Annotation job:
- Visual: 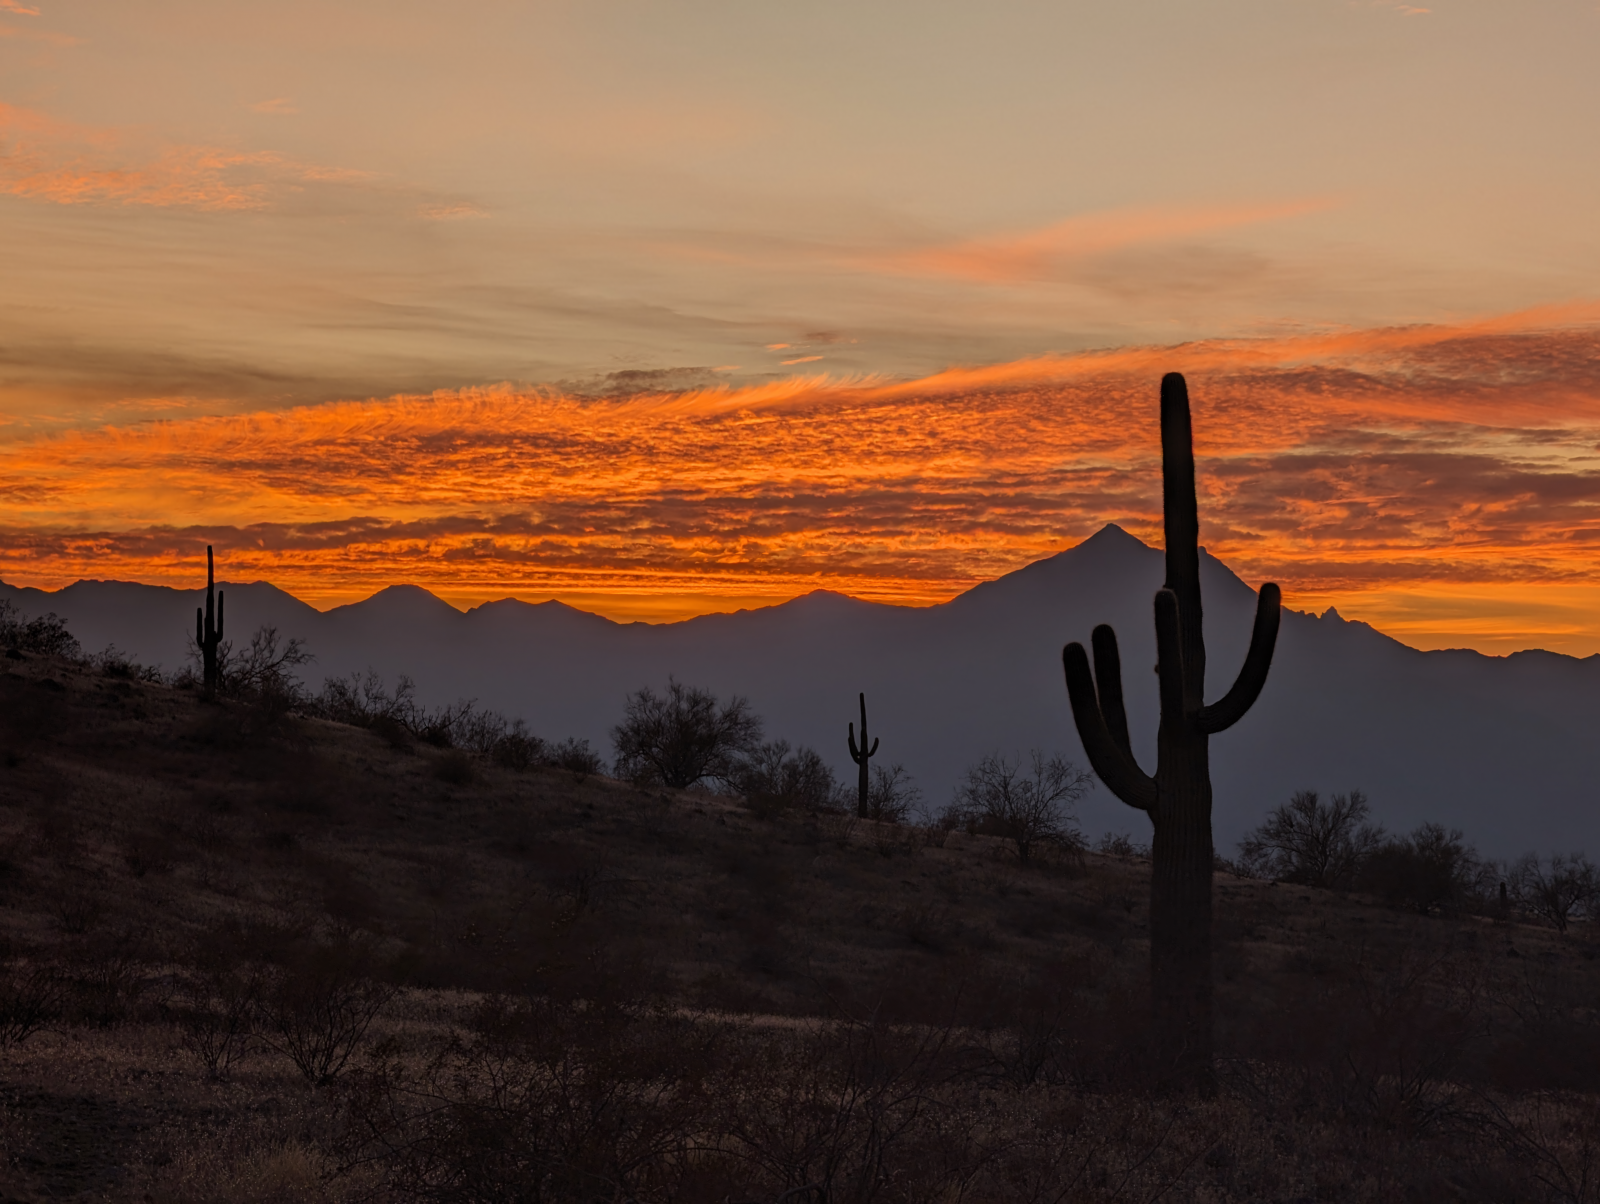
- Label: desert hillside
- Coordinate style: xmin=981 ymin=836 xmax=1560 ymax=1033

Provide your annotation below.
xmin=2 ymin=650 xmax=1599 ymax=1202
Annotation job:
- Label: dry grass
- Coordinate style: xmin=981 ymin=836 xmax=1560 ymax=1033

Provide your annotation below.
xmin=2 ymin=651 xmax=1599 ymax=1201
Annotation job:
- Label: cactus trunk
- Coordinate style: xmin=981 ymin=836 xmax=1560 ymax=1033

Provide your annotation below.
xmin=1062 ymin=373 xmax=1281 ymax=1093
xmin=196 ymin=545 xmax=224 ymax=697
xmin=846 ymin=693 xmax=879 ymax=820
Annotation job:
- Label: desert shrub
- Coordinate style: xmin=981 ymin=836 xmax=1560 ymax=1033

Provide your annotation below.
xmin=611 ymin=677 xmax=762 ymax=790
xmin=316 ymin=669 xmax=419 ymax=728
xmin=259 ymin=942 xmax=396 ymax=1086
xmin=202 ymin=625 xmax=315 ymax=719
xmin=0 ymin=952 xmax=62 ymax=1048
xmin=735 ymin=739 xmax=842 ymax=814
xmin=0 ymin=599 xmax=81 ymax=659
xmin=313 ymin=670 xmax=555 ymax=771
xmin=1096 ymin=831 xmax=1150 ymax=859
xmin=92 ymin=644 xmax=164 ymax=682
xmin=1358 ymin=823 xmax=1493 ymax=915
xmin=547 ymin=735 xmax=604 ymax=779
xmin=1510 ymin=852 xmax=1599 ymax=933
xmin=865 ymin=761 xmax=920 ymax=824
xmin=171 ymin=965 xmax=261 ymax=1081
xmin=944 ymin=750 xmax=1094 ymax=865
xmin=1237 ymin=789 xmax=1385 ymax=888
xmin=490 ymin=724 xmax=546 ymax=769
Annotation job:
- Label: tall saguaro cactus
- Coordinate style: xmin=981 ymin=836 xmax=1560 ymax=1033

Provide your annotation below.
xmin=846 ymin=693 xmax=879 ymax=819
xmin=196 ymin=544 xmax=225 ymax=697
xmin=1062 ymin=373 xmax=1282 ymax=1090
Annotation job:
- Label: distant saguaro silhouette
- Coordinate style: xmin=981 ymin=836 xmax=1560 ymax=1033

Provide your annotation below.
xmin=196 ymin=544 xmax=225 ymax=696
xmin=846 ymin=693 xmax=879 ymax=819
xmin=1062 ymin=373 xmax=1281 ymax=1092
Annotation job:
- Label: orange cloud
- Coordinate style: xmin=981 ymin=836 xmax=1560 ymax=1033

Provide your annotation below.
xmin=0 ymin=103 xmax=369 ymax=211
xmin=882 ymin=198 xmax=1338 ymax=284
xmin=2 ymin=307 xmax=1599 ymax=651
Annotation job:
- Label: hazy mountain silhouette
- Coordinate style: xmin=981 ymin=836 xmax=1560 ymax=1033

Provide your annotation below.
xmin=7 ymin=524 xmax=1597 ymax=856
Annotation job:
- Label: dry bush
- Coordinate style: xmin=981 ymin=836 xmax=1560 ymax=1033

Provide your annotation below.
xmin=259 ymin=942 xmax=398 ymax=1086
xmin=0 ymin=951 xmax=62 ymax=1048
xmin=170 ymin=965 xmax=261 ymax=1080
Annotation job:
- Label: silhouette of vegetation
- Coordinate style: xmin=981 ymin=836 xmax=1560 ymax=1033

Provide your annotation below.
xmin=944 ymin=750 xmax=1093 ymax=865
xmin=1062 ymin=372 xmax=1283 ymax=1091
xmin=1238 ymin=789 xmax=1385 ymax=887
xmin=1510 ymin=851 xmax=1598 ymax=933
xmin=195 ymin=543 xmax=225 ymax=695
xmin=0 ymin=598 xmax=80 ymax=659
xmin=611 ymin=677 xmax=762 ymax=789
xmin=734 ymin=738 xmax=842 ymax=814
xmin=0 ymin=954 xmax=62 ymax=1048
xmin=259 ymin=941 xmax=395 ymax=1087
xmin=865 ymin=761 xmax=920 ymax=824
xmin=846 ymin=692 xmax=879 ymax=819
xmin=1358 ymin=822 xmax=1495 ymax=915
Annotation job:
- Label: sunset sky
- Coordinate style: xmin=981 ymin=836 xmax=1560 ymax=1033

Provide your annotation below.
xmin=4 ymin=2 xmax=1599 ymax=654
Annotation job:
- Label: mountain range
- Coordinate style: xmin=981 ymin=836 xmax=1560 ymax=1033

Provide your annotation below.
xmin=6 ymin=524 xmax=1596 ymax=858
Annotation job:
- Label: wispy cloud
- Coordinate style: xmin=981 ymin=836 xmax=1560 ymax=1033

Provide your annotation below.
xmin=419 ymin=202 xmax=486 ymax=220
xmin=0 ymin=102 xmax=370 ymax=211
xmin=0 ymin=1 xmax=41 ymax=15
xmin=3 ymin=308 xmax=1599 ymax=649
xmin=246 ymin=97 xmax=298 ymax=116
xmin=873 ymin=198 xmax=1340 ymax=284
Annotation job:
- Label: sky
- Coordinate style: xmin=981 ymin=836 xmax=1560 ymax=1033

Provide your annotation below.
xmin=3 ymin=1 xmax=1599 ymax=654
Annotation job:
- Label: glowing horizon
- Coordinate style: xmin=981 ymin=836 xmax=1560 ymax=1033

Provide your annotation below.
xmin=4 ymin=308 xmax=1598 ymax=655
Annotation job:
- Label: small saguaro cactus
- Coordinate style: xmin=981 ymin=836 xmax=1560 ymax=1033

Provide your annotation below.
xmin=846 ymin=693 xmax=879 ymax=820
xmin=196 ymin=544 xmax=225 ymax=696
xmin=1061 ymin=373 xmax=1282 ymax=1091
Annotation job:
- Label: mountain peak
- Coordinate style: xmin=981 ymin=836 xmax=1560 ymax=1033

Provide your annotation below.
xmin=1079 ymin=522 xmax=1148 ymax=550
xmin=328 ymin=584 xmax=463 ymax=621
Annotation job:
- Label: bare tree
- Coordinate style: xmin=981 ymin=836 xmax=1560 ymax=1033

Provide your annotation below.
xmin=221 ymin=625 xmax=314 ymax=713
xmin=866 ymin=762 xmax=920 ymax=824
xmin=1237 ymin=789 xmax=1385 ymax=888
xmin=1510 ymin=852 xmax=1599 ymax=933
xmin=611 ymin=678 xmax=762 ymax=790
xmin=947 ymin=751 xmax=1093 ymax=864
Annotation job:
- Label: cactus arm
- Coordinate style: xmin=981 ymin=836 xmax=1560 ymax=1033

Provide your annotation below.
xmin=1090 ymin=625 xmax=1134 ymax=756
xmin=217 ymin=590 xmax=223 ymax=639
xmin=1063 ymin=641 xmax=1157 ymax=811
xmin=868 ymin=737 xmax=879 ymax=757
xmin=848 ymin=724 xmax=862 ymax=764
xmin=1198 ymin=582 xmax=1281 ymax=735
xmin=196 ymin=606 xmax=203 ymax=646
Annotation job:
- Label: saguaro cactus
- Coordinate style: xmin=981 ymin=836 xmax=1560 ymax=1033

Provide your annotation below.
xmin=846 ymin=693 xmax=879 ymax=819
xmin=1061 ymin=373 xmax=1281 ymax=1090
xmin=196 ymin=544 xmax=225 ymax=696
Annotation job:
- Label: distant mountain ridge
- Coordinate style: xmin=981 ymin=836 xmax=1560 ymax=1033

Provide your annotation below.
xmin=6 ymin=524 xmax=1598 ymax=857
